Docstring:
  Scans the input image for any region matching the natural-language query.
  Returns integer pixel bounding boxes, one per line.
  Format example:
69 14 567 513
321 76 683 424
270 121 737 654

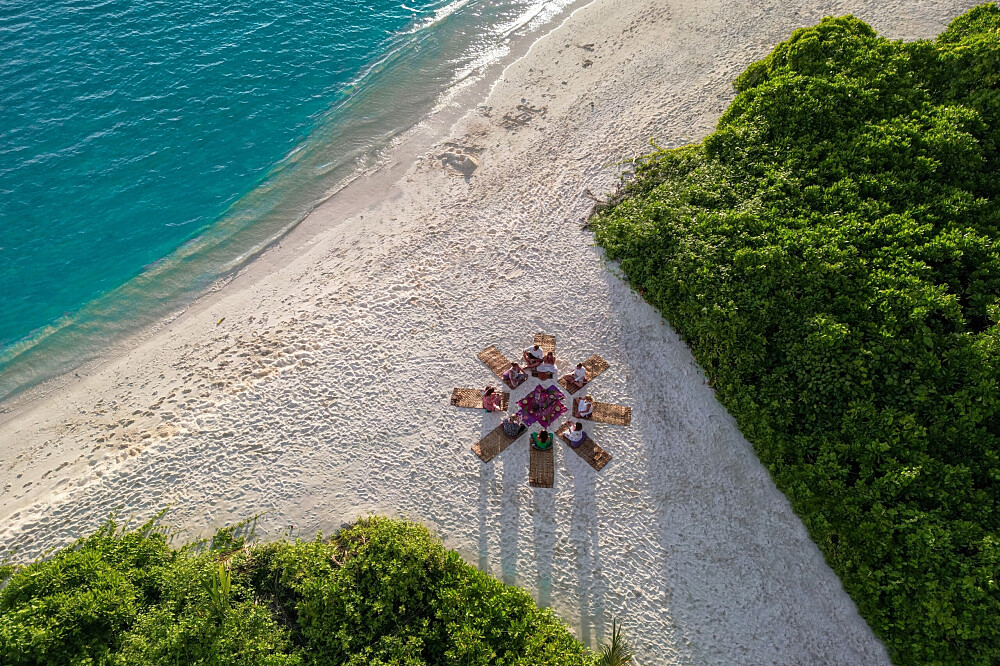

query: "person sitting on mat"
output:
483 386 503 412
502 362 528 388
574 394 594 419
523 344 545 369
563 362 587 390
565 421 586 447
531 429 553 450
535 352 557 378
502 413 526 438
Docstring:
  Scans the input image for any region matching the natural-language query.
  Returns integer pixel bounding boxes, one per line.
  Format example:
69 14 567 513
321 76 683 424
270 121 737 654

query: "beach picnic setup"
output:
450 333 632 488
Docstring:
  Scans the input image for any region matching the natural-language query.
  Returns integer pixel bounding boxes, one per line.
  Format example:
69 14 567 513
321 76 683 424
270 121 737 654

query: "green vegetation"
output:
0 516 595 665
592 5 1000 664
595 620 633 666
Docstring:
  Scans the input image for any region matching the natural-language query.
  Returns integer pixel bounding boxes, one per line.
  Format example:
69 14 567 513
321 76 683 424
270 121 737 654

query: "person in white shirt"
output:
522 345 544 369
574 395 594 419
563 362 587 390
565 421 586 447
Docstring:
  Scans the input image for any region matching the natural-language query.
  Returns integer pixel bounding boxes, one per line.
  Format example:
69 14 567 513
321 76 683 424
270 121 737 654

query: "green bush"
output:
250 517 590 666
592 5 1000 664
0 516 591 665
0 517 173 665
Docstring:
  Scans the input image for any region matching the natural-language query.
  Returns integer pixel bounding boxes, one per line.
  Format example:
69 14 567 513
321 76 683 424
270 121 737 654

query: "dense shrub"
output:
0 518 173 665
0 516 590 666
592 5 1000 664
266 518 588 665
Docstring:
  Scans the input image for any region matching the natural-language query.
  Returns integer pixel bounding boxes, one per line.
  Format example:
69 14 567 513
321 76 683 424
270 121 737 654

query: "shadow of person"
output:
566 446 605 649
499 437 525 586
478 458 495 572
586 257 701 664
531 457 557 609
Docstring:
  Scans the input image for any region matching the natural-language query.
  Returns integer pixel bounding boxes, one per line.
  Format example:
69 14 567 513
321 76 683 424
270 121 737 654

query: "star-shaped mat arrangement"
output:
450 333 632 488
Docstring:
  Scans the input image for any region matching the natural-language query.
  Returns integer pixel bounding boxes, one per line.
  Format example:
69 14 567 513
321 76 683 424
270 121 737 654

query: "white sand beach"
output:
0 0 979 663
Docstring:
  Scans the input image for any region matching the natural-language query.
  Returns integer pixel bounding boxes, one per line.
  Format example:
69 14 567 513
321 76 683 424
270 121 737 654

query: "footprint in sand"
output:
500 103 547 130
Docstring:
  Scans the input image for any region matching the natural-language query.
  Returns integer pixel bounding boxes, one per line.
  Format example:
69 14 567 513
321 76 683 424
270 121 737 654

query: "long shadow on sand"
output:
499 437 524 585
532 459 556 609
478 458 496 572
476 412 505 572
592 266 700 662
566 446 605 648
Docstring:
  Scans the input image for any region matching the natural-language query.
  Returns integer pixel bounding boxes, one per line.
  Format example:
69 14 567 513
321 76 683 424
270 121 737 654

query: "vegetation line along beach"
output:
0 516 600 664
1 0 993 665
592 6 1000 663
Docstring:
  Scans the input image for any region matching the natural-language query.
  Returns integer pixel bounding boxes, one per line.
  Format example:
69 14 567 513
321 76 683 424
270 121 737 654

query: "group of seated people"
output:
484 386 594 420
498 346 558 389
480 346 596 448
519 345 589 389
492 406 588 449
525 421 587 450
521 345 558 379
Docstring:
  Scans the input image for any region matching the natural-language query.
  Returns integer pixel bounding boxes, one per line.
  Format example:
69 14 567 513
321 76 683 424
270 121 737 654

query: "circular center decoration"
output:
516 384 567 428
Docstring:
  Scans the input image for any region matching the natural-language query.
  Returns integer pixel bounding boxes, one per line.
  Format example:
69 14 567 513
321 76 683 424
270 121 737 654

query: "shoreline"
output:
0 0 979 663
0 0 585 409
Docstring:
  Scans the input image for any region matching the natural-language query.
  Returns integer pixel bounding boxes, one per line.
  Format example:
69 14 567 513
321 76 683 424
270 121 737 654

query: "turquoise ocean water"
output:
0 0 573 401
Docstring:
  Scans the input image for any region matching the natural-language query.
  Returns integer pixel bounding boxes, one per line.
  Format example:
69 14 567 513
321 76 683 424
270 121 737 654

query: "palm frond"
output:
596 619 634 666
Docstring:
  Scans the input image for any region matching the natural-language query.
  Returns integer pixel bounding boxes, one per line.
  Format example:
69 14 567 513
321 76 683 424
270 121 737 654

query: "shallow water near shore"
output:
0 0 574 402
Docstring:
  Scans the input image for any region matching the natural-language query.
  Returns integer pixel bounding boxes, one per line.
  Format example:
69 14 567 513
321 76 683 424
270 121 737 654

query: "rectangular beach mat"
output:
529 446 554 488
533 333 556 355
450 388 509 411
472 424 527 463
583 354 610 379
589 401 632 426
558 354 611 395
477 345 513 379
557 376 578 393
556 422 611 471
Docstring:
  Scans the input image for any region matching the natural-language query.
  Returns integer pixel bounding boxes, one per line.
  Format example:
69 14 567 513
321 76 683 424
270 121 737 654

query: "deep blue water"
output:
0 0 573 399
